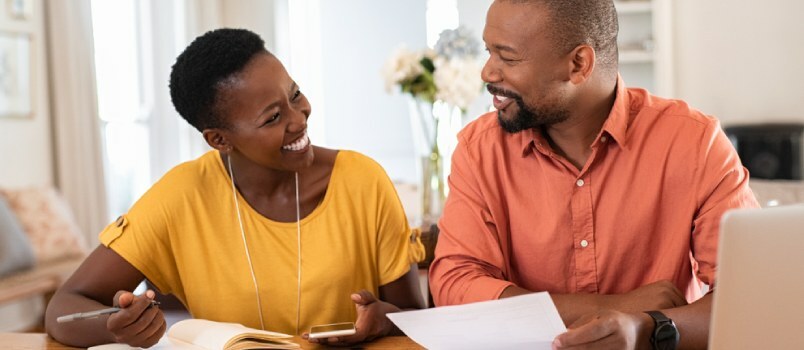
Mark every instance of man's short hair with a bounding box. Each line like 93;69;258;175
169;28;267;132
510;0;619;73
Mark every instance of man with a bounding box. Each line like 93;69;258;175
429;0;758;349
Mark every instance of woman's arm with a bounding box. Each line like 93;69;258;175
379;263;426;311
45;245;166;348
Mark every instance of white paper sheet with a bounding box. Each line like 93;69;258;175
387;292;566;350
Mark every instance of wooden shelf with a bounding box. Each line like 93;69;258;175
615;1;652;14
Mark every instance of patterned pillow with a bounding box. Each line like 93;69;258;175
0;187;88;264
0;195;35;277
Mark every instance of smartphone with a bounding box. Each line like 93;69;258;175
308;322;356;339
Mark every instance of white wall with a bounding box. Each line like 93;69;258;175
0;0;53;187
317;0;428;183
673;0;804;125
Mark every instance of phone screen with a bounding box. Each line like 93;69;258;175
308;322;356;339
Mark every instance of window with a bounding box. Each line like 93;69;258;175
426;0;459;48
90;0;153;220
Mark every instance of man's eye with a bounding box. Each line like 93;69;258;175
292;89;302;101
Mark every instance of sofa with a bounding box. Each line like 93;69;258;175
0;187;87;331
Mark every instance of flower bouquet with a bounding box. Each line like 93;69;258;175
382;26;484;225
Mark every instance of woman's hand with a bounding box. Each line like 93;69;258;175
302;290;399;346
106;290;166;348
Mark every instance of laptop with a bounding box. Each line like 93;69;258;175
709;205;804;350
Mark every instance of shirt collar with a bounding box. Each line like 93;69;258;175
600;75;630;147
519;75;632;157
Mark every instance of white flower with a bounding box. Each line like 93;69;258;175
434;26;480;60
381;46;425;93
433;57;484;111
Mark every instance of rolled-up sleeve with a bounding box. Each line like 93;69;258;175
691;121;760;288
429;134;515;306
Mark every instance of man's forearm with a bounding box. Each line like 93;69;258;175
502;284;712;349
500;285;611;326
661;293;711;350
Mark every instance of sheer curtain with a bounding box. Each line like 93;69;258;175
44;0;108;246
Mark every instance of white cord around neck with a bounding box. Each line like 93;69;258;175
294;171;302;335
228;155;303;333
228;156;265;330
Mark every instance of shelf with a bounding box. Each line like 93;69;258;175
614;1;652;14
619;50;654;63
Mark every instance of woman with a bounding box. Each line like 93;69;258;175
45;28;425;348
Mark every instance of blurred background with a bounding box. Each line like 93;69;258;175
0;0;803;332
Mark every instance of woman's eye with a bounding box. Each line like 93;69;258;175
265;113;280;125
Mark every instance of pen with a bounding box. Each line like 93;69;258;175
56;300;160;323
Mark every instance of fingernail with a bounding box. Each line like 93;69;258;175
146;290;155;298
351;294;360;301
553;338;562;347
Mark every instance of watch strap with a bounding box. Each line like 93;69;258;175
645;310;679;350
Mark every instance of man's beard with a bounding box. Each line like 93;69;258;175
487;85;569;133
497;97;569;133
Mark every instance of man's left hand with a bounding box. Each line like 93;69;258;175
302;290;398;347
553;310;652;350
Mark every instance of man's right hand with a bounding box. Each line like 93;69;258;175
106;290;166;348
604;280;688;313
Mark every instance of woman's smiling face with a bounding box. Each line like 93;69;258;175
211;52;315;171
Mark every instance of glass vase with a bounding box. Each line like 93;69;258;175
420;143;446;227
409;98;448;227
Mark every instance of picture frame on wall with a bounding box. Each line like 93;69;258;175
6;0;33;20
0;32;32;119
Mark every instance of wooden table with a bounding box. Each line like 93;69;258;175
0;333;425;349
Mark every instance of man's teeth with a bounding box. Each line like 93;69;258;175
282;133;309;151
497;95;509;102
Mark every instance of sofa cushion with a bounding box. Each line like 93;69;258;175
0;187;87;264
0;196;35;277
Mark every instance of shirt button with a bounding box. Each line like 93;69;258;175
600;136;608;143
580;240;589;248
576;179;585;187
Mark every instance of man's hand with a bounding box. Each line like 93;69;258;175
302;290;398;346
604;280;688;313
553;310;653;350
106;290;166;348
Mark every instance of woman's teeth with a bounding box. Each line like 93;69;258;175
282;133;309;151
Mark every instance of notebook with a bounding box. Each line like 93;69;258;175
88;319;299;350
708;205;804;350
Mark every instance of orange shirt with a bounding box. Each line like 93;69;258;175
429;78;759;306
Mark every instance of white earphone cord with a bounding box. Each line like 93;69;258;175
294;171;302;335
229;155;302;334
229;156;265;330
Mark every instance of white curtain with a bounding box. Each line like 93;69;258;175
44;0;108;246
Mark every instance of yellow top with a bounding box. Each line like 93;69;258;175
100;150;418;335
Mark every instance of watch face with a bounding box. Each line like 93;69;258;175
655;323;679;349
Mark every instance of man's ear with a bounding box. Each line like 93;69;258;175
566;44;596;85
202;129;232;153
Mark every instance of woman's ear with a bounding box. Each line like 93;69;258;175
202;129;232;153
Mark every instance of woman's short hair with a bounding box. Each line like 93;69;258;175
169;28;267;131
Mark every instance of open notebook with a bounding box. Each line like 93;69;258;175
88;319;300;350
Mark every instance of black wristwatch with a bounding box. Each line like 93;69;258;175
645;311;679;350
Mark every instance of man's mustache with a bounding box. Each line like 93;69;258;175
486;84;521;100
